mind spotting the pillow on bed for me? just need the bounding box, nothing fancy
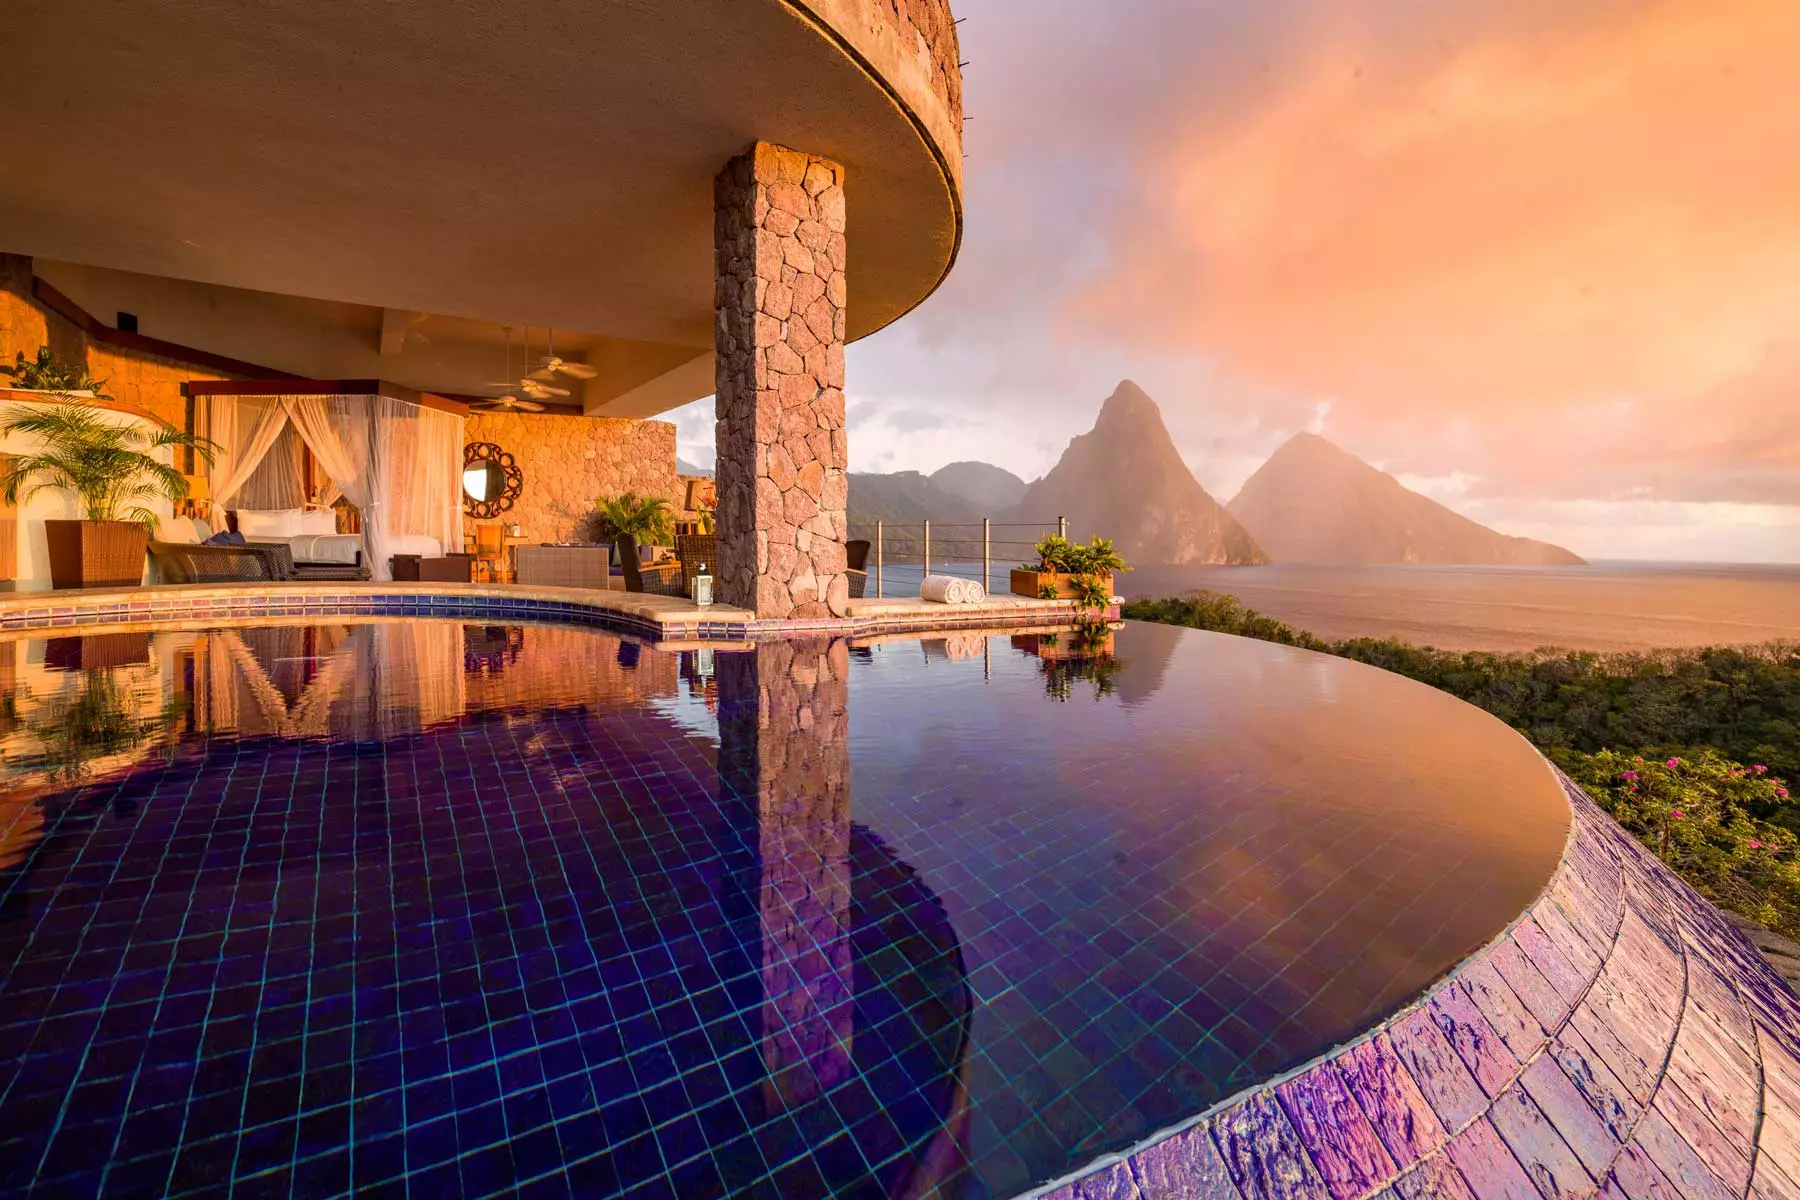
[155,515,201,544]
[235,508,304,538]
[298,508,339,536]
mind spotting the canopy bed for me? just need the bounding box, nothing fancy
[184,383,465,582]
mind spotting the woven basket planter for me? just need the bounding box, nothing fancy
[1009,569,1113,600]
[44,520,151,589]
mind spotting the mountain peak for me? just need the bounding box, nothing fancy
[1229,437,1585,565]
[1096,379,1159,426]
[1001,382,1266,565]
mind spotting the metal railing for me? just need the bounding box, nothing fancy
[849,516,1065,598]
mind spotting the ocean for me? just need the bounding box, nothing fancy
[875,560,1800,653]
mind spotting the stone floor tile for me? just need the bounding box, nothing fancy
[1760,1038,1800,1190]
[1754,1154,1800,1200]
[1651,1075,1750,1192]
[1664,1008,1758,1157]
[1486,1083,1596,1200]
[1427,987,1520,1098]
[1459,962,1547,1061]
[1600,1140,1683,1200]
[1333,1034,1447,1170]
[1628,1107,1736,1200]
[1055,1159,1142,1200]
[1486,936,1572,1032]
[1442,1116,1541,1200]
[1127,1121,1243,1200]
[1518,1053,1620,1175]
[1389,1009,1488,1131]
[1546,1026,1641,1143]
[1527,905,1605,988]
[1212,1092,1332,1200]
[1276,1062,1397,1200]
[1391,1152,1478,1200]
[1569,991,1661,1104]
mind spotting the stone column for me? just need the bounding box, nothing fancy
[713,143,850,619]
[715,637,854,1107]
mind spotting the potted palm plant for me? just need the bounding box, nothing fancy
[596,491,675,588]
[1,401,216,588]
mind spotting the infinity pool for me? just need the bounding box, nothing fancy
[0,619,1567,1198]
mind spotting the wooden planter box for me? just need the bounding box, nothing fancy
[1010,569,1114,601]
[1011,629,1116,660]
[44,519,150,589]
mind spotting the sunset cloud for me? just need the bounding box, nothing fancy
[1080,0,1800,505]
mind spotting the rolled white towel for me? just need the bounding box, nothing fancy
[955,578,986,603]
[919,573,962,603]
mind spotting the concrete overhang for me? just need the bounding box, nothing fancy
[0,0,962,415]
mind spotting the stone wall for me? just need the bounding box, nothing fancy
[713,143,850,619]
[1,253,226,429]
[461,410,679,543]
[86,343,224,429]
[866,0,963,130]
[1047,779,1800,1200]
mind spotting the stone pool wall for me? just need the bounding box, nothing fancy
[1042,777,1800,1200]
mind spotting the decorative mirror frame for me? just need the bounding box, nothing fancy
[462,442,522,519]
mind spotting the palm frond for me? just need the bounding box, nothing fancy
[0,402,197,521]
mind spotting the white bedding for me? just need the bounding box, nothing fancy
[385,534,444,559]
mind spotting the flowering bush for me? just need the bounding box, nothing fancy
[1554,747,1800,937]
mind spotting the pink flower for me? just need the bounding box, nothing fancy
[1665,758,1681,769]
[1779,787,1791,799]
[1750,840,1764,849]
[1754,764,1768,774]
[1622,770,1639,782]
[1671,810,1685,819]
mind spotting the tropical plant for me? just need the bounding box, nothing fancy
[1027,533,1130,578]
[595,491,674,547]
[1037,581,1060,601]
[1071,573,1112,610]
[1,346,107,394]
[22,667,186,785]
[0,402,216,526]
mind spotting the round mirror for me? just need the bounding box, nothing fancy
[462,443,522,519]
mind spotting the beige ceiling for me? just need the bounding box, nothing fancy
[0,0,961,410]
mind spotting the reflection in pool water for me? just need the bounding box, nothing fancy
[0,620,1567,1198]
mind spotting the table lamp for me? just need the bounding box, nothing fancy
[181,474,211,518]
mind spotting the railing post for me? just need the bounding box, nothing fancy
[922,519,931,579]
[982,517,991,594]
[875,520,884,598]
[1058,514,1067,540]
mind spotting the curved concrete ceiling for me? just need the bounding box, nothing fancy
[0,0,961,365]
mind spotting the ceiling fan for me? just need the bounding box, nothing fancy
[529,328,598,381]
[478,326,564,411]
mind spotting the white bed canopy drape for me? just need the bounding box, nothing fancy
[197,392,465,581]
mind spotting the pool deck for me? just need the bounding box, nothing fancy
[0,581,1109,642]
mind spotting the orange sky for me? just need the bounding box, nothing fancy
[674,0,1800,560]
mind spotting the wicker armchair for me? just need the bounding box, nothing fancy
[148,541,283,584]
[845,539,870,599]
[615,535,685,595]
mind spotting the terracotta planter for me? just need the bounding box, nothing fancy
[1010,569,1113,600]
[43,519,151,589]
